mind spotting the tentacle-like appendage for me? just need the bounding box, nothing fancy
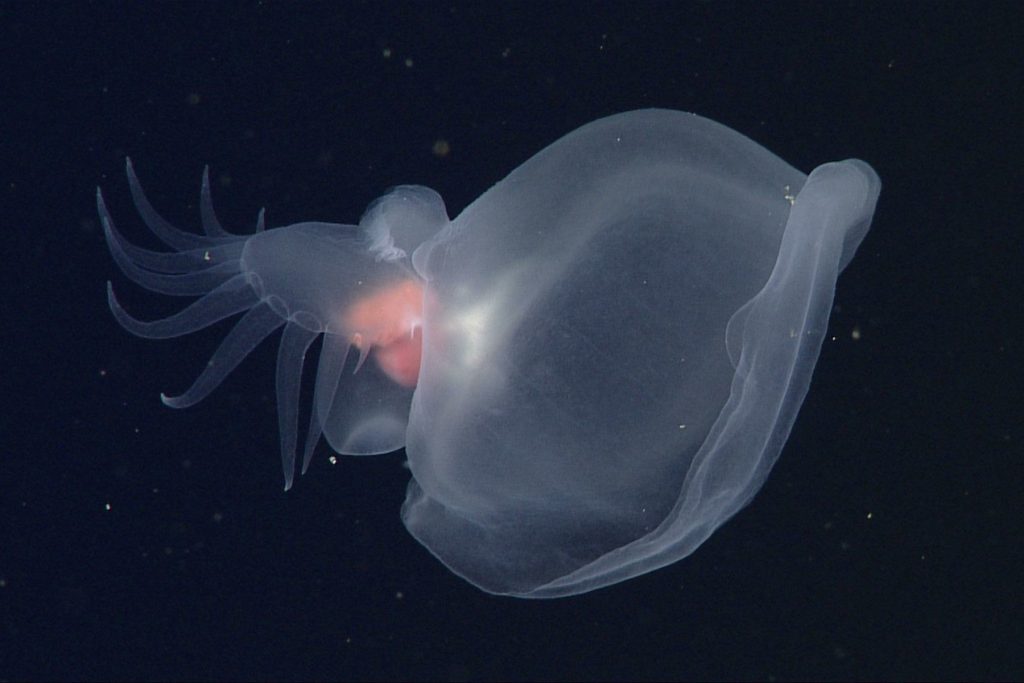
[302,333,350,476]
[160,302,284,409]
[103,160,344,491]
[98,188,243,296]
[200,166,233,238]
[276,323,321,490]
[102,202,244,273]
[125,158,239,251]
[107,276,257,339]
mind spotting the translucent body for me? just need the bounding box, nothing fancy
[102,109,880,597]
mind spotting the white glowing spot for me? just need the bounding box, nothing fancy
[452,298,498,369]
[783,184,796,205]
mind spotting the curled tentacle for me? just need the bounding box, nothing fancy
[160,302,284,409]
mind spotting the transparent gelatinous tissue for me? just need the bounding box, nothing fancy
[102,110,880,597]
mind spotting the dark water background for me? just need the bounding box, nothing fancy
[1,3,1020,680]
